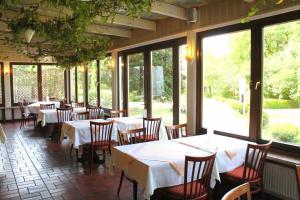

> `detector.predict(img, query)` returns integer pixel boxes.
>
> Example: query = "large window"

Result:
[128,53,144,117]
[100,56,112,108]
[41,65,65,100]
[151,48,173,125]
[202,30,251,136]
[179,45,187,123]
[262,20,300,146]
[11,64,38,104]
[87,61,98,106]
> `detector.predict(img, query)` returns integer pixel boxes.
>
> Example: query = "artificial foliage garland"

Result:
[0,0,155,68]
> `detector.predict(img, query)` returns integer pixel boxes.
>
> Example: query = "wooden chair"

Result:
[40,103,55,110]
[221,141,272,196]
[143,117,162,141]
[117,128,146,200]
[19,102,36,128]
[86,106,102,119]
[76,111,89,120]
[109,109,127,118]
[296,164,300,198]
[56,107,73,143]
[155,152,216,200]
[222,182,252,200]
[74,102,85,108]
[165,123,188,140]
[88,121,114,173]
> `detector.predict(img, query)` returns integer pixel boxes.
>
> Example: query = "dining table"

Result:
[37,107,87,127]
[25,101,60,114]
[111,133,252,199]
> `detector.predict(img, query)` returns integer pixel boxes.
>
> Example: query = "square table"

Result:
[25,101,60,114]
[37,107,87,127]
[111,134,251,199]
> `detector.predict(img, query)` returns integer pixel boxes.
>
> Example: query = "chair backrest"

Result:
[183,152,216,200]
[90,121,114,146]
[109,109,127,118]
[243,141,272,182]
[143,117,162,141]
[296,164,300,197]
[56,107,73,124]
[76,111,89,120]
[165,123,188,140]
[221,182,252,200]
[40,103,55,110]
[118,128,146,146]
[59,100,65,108]
[75,102,85,108]
[18,102,25,114]
[86,106,102,119]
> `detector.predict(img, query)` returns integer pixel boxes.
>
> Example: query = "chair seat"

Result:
[156,182,207,200]
[223,165,259,181]
[135,134,158,141]
[88,141,110,150]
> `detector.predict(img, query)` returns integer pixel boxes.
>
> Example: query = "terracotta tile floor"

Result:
[0,122,136,200]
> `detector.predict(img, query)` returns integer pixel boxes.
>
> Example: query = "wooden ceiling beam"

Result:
[151,2,187,20]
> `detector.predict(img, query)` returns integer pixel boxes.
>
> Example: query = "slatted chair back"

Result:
[143,117,162,141]
[183,152,216,200]
[243,141,272,183]
[165,123,188,140]
[56,108,73,124]
[296,165,300,198]
[118,128,146,146]
[87,106,102,119]
[75,102,85,108]
[89,121,114,147]
[18,102,26,115]
[76,111,89,120]
[221,183,252,200]
[40,103,55,110]
[110,109,127,118]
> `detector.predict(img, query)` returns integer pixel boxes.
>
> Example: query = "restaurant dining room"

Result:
[0,0,300,200]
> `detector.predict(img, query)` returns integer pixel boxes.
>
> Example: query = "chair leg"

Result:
[76,149,79,161]
[117,170,124,196]
[70,144,73,157]
[90,147,93,174]
[133,181,138,200]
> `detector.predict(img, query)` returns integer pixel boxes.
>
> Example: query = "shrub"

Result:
[270,123,300,143]
[226,99,249,114]
[262,112,269,128]
[264,99,299,109]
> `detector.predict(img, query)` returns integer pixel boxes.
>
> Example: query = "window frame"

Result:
[10,62,67,106]
[195,10,300,154]
[118,37,186,124]
[0,62,5,107]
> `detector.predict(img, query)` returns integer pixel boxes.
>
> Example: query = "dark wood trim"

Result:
[67,69,71,103]
[144,48,151,118]
[84,65,88,105]
[0,62,5,107]
[196,33,203,134]
[37,64,42,101]
[64,70,67,101]
[96,60,100,107]
[173,45,179,125]
[123,54,128,113]
[75,67,78,103]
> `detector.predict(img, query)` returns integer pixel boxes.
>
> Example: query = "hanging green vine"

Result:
[0,0,155,68]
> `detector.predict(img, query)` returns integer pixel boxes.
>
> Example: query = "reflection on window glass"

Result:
[151,48,173,125]
[42,65,65,100]
[100,57,112,108]
[77,66,85,102]
[262,20,300,146]
[128,53,144,117]
[203,30,251,136]
[13,64,38,103]
[179,45,187,124]
[88,61,98,106]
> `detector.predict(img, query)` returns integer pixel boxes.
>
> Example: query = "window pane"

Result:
[203,30,251,136]
[179,45,187,124]
[151,48,173,125]
[128,53,144,117]
[262,20,300,146]
[13,64,38,103]
[77,67,85,102]
[100,57,112,108]
[41,65,65,100]
[88,61,98,106]
[70,68,76,103]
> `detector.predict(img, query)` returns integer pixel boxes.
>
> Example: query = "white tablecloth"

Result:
[107,117,167,140]
[26,101,60,114]
[112,134,251,199]
[37,107,87,127]
[61,119,117,149]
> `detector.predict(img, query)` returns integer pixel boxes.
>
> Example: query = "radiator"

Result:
[264,162,299,200]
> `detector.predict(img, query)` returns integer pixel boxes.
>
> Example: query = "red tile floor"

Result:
[0,121,280,200]
[0,122,136,200]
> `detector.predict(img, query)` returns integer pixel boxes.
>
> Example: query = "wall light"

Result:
[79,66,86,73]
[4,66,10,75]
[185,45,193,62]
[107,59,114,70]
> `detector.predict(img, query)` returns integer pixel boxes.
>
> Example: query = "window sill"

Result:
[267,151,300,168]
